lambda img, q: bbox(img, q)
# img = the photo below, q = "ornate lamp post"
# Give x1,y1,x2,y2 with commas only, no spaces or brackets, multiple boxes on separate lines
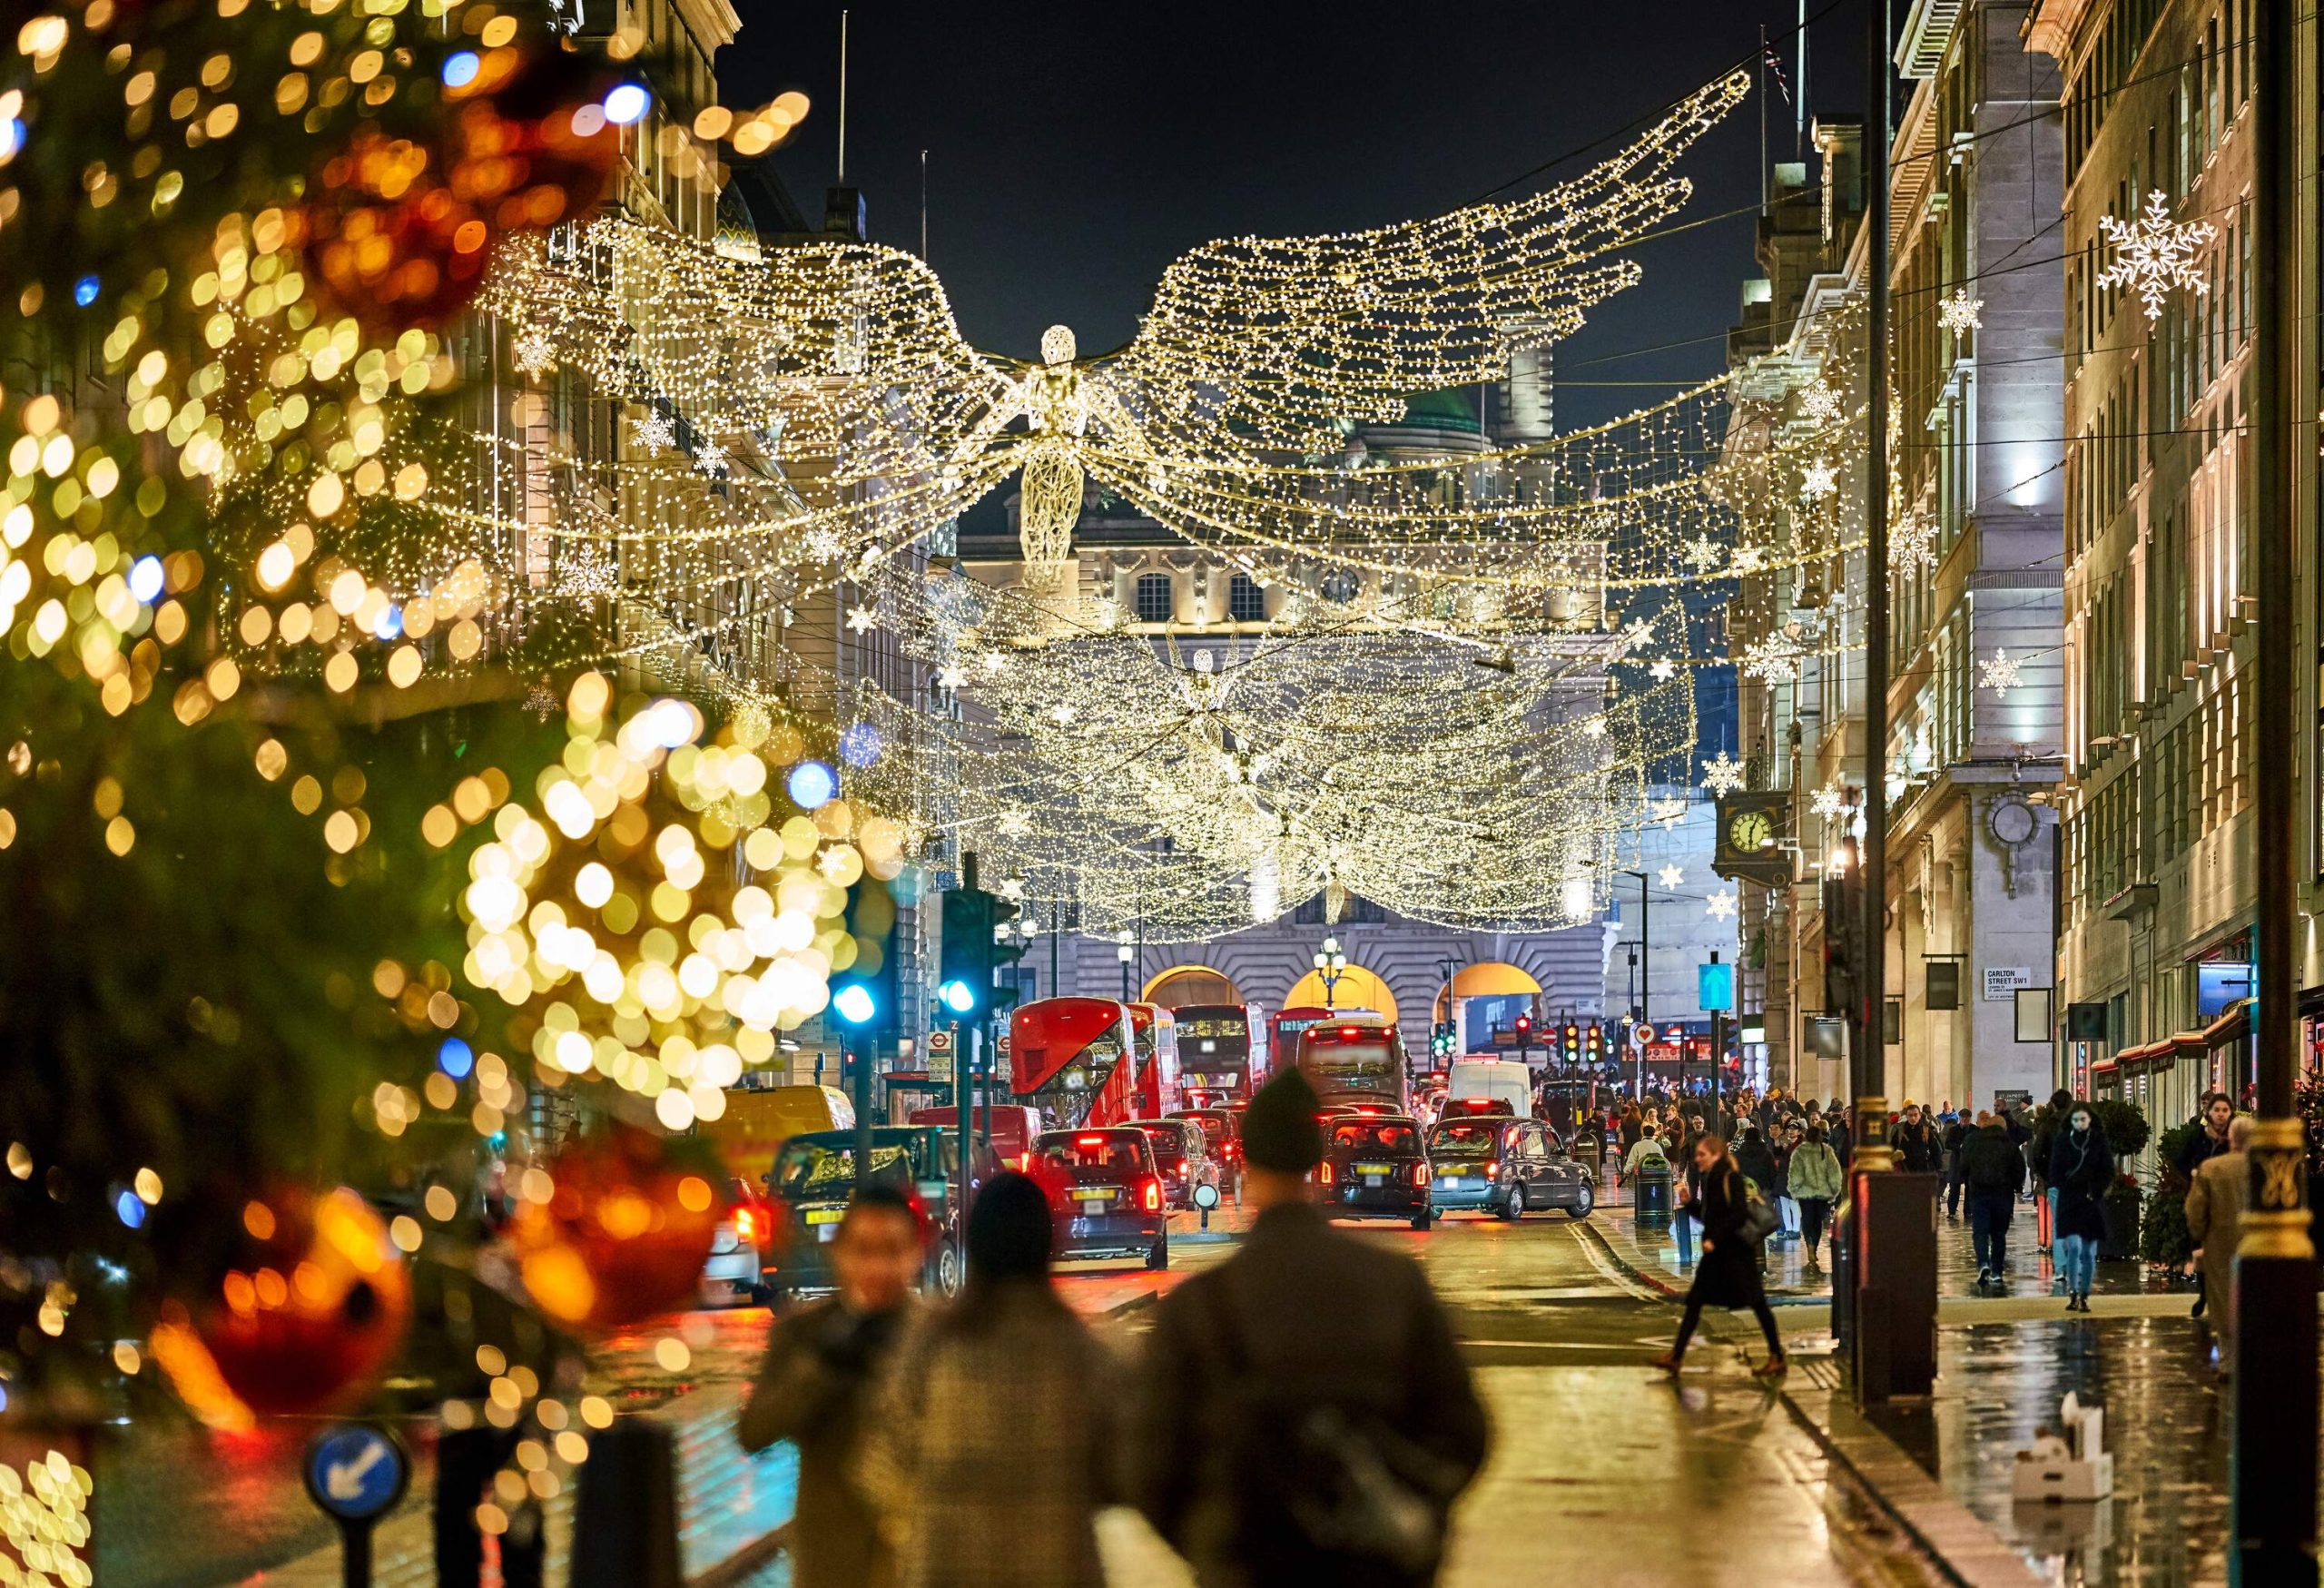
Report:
1313,935,1348,1009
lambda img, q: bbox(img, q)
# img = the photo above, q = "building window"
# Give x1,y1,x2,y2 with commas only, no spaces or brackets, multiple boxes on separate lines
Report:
1227,573,1266,623
1135,573,1174,624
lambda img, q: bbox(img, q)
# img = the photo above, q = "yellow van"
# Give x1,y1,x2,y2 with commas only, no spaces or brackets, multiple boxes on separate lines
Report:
701,1084,856,1191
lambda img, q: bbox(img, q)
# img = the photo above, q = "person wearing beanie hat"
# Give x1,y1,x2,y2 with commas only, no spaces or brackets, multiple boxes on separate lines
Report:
1239,1065,1324,1176
1133,1069,1487,1583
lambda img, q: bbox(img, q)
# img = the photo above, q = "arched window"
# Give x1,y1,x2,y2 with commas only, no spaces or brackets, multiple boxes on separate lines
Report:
1227,573,1267,623
1135,572,1175,624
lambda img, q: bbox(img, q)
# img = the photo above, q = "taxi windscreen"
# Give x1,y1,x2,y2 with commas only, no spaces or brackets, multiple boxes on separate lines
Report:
1426,1120,1501,1156
771,1140,911,1198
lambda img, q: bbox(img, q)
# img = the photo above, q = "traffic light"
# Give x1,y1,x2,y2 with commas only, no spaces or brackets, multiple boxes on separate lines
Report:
1513,1012,1531,1041
1821,842,1865,1022
939,886,996,1017
832,872,898,1037
1430,1021,1455,1060
1561,1021,1580,1062
1586,1023,1604,1064
988,895,1025,1013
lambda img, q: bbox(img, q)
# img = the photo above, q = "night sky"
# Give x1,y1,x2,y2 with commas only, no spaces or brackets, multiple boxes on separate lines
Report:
718,2,1875,430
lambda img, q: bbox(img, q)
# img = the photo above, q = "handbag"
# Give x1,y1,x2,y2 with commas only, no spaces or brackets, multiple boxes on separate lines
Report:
1737,1193,1781,1245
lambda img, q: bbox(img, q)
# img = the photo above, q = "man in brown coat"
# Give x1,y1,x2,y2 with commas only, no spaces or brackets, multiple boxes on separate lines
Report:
737,1185,925,1588
2184,1113,2254,1374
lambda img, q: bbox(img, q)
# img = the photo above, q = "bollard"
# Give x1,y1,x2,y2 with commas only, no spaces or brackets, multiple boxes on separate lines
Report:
571,1420,684,1588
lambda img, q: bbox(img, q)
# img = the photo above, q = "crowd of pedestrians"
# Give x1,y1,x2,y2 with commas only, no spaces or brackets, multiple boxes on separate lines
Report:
742,1068,1489,1588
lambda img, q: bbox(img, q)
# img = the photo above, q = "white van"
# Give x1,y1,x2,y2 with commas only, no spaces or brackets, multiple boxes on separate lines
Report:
1444,1059,1532,1119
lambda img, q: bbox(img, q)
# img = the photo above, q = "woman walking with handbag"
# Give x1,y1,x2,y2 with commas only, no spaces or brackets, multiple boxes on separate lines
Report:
1652,1134,1786,1377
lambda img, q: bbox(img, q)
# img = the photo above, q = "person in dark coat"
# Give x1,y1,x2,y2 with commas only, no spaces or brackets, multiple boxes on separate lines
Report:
738,1185,927,1588
1959,1111,2026,1288
2175,1092,2236,1182
2047,1102,2114,1311
2029,1088,2073,1253
1135,1069,1489,1588
1653,1134,1785,1376
862,1173,1120,1588
1940,1111,1972,1218
1894,1102,1940,1175
1733,1127,1779,1201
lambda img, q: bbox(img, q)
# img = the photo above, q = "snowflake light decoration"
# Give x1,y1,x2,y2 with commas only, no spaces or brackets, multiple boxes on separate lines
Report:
1706,889,1738,922
1682,535,1725,573
1798,382,1845,425
1797,457,1838,502
2098,190,2216,321
1937,288,1984,335
555,540,621,599
1810,782,1849,820
1658,863,1685,889
1700,750,1747,796
1979,646,2022,695
801,528,844,563
937,663,967,691
630,409,676,452
1728,546,1767,576
1743,635,1805,683
1889,504,1938,570
513,327,556,379
844,605,879,634
1649,658,1677,681
1650,797,1687,828
693,439,729,477
996,808,1032,837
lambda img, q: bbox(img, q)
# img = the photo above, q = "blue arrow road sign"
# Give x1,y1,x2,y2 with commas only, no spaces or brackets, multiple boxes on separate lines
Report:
305,1423,409,1523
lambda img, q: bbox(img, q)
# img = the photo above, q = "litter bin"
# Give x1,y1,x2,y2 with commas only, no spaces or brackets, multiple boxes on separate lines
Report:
1571,1136,1601,1179
1635,1161,1672,1221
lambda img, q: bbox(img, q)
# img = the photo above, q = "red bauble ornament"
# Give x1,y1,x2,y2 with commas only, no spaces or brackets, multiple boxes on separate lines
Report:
513,1125,722,1331
193,1186,412,1416
300,41,620,337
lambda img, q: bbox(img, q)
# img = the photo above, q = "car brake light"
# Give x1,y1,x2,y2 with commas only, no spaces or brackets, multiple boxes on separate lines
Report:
1077,1134,1106,1147
1013,1152,1029,1170
1412,1163,1428,1187
1486,1159,1500,1179
1339,1025,1358,1038
734,1208,757,1240
1142,1179,1162,1212
1317,1161,1334,1185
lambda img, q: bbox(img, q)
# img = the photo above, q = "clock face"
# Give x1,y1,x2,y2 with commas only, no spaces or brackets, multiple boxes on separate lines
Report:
1728,810,1774,853
1990,799,2036,846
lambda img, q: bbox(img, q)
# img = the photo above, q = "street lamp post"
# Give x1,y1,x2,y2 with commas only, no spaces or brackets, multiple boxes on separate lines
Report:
1117,934,1135,1003
1313,935,1347,1009
1624,871,1650,1098
2233,0,2317,1567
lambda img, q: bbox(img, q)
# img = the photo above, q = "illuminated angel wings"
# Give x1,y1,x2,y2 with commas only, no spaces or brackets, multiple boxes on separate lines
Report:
485,71,1749,576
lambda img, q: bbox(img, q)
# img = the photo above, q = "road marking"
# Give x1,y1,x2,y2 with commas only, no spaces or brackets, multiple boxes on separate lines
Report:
1564,1221,1662,1301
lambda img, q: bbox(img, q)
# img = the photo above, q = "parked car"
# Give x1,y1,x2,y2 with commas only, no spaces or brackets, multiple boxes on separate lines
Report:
1029,1128,1170,1269
759,1127,1001,1299
1127,1118,1221,1208
1426,1117,1595,1220
700,1176,772,1307
1315,1113,1433,1230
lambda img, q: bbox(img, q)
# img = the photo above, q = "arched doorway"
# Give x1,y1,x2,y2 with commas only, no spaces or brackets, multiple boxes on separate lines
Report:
1431,962,1544,1022
1144,965,1240,1009
1432,962,1543,1058
1283,966,1399,1027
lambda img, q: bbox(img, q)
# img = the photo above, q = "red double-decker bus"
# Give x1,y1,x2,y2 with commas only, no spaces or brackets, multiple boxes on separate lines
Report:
1171,1003,1265,1106
1269,1005,1364,1078
1009,997,1140,1130
1126,1002,1180,1117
